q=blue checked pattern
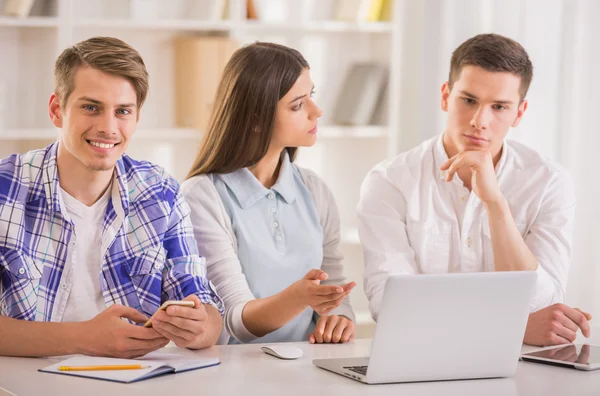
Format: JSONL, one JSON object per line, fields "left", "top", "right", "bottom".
{"left": 0, "top": 142, "right": 223, "bottom": 321}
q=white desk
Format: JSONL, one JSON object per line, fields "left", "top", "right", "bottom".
{"left": 1, "top": 332, "right": 599, "bottom": 396}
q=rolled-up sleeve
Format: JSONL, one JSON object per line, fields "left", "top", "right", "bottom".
{"left": 161, "top": 180, "right": 224, "bottom": 315}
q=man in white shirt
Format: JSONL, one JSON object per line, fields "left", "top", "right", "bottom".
{"left": 358, "top": 33, "right": 592, "bottom": 347}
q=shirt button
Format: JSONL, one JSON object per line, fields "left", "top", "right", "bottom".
{"left": 18, "top": 267, "right": 25, "bottom": 275}
{"left": 466, "top": 238, "right": 472, "bottom": 248}
{"left": 153, "top": 263, "right": 162, "bottom": 270}
{"left": 461, "top": 196, "right": 467, "bottom": 202}
{"left": 270, "top": 207, "right": 277, "bottom": 213}
{"left": 273, "top": 222, "right": 279, "bottom": 228}
{"left": 268, "top": 193, "right": 275, "bottom": 200}
{"left": 276, "top": 235, "right": 283, "bottom": 241}
{"left": 61, "top": 283, "right": 68, "bottom": 290}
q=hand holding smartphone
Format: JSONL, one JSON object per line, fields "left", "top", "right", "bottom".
{"left": 143, "top": 300, "right": 195, "bottom": 328}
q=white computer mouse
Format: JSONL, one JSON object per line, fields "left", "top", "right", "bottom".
{"left": 260, "top": 345, "right": 303, "bottom": 360}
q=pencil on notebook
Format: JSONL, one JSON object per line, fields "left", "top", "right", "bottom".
{"left": 58, "top": 364, "right": 147, "bottom": 371}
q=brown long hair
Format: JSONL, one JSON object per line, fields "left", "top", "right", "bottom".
{"left": 186, "top": 42, "right": 309, "bottom": 178}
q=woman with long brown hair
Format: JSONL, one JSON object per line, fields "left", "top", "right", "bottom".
{"left": 181, "top": 42, "right": 356, "bottom": 344}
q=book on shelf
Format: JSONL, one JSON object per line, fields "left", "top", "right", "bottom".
{"left": 247, "top": 0, "right": 258, "bottom": 20}
{"left": 379, "top": 0, "right": 393, "bottom": 21}
{"left": 3, "top": 0, "right": 36, "bottom": 17}
{"left": 370, "top": 82, "right": 388, "bottom": 126}
{"left": 334, "top": 0, "right": 392, "bottom": 22}
{"left": 212, "top": 0, "right": 228, "bottom": 20}
{"left": 174, "top": 36, "right": 238, "bottom": 132}
{"left": 334, "top": 0, "right": 362, "bottom": 21}
{"left": 248, "top": 0, "right": 291, "bottom": 22}
{"left": 332, "top": 63, "right": 387, "bottom": 126}
{"left": 221, "top": 0, "right": 230, "bottom": 20}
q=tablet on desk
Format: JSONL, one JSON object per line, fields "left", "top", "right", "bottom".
{"left": 521, "top": 344, "right": 600, "bottom": 371}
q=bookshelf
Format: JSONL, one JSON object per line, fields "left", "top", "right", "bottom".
{"left": 0, "top": 0, "right": 401, "bottom": 335}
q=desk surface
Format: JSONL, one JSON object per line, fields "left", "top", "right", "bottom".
{"left": 1, "top": 332, "right": 599, "bottom": 396}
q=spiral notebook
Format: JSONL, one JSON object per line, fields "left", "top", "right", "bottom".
{"left": 39, "top": 351, "right": 220, "bottom": 383}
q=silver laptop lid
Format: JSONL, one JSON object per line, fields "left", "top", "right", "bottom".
{"left": 366, "top": 271, "right": 536, "bottom": 383}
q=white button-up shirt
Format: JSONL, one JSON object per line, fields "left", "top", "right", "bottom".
{"left": 358, "top": 135, "right": 575, "bottom": 320}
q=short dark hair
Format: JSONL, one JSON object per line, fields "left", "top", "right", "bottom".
{"left": 449, "top": 33, "right": 533, "bottom": 100}
{"left": 55, "top": 36, "right": 149, "bottom": 109}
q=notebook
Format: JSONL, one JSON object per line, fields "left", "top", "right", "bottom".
{"left": 39, "top": 351, "right": 220, "bottom": 383}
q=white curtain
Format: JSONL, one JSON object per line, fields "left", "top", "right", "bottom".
{"left": 394, "top": 0, "right": 600, "bottom": 318}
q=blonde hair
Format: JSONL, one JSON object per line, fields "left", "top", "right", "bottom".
{"left": 54, "top": 36, "right": 149, "bottom": 108}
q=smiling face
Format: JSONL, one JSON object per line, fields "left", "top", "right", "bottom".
{"left": 441, "top": 65, "right": 528, "bottom": 161}
{"left": 270, "top": 68, "right": 323, "bottom": 150}
{"left": 49, "top": 66, "right": 139, "bottom": 173}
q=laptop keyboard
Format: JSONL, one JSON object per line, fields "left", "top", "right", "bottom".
{"left": 344, "top": 365, "right": 368, "bottom": 376}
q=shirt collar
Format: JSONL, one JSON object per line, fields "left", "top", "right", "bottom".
{"left": 42, "top": 141, "right": 130, "bottom": 217}
{"left": 270, "top": 151, "right": 296, "bottom": 204}
{"left": 113, "top": 157, "right": 130, "bottom": 216}
{"left": 41, "top": 142, "right": 62, "bottom": 214}
{"left": 220, "top": 151, "right": 297, "bottom": 209}
{"left": 434, "top": 134, "right": 508, "bottom": 181}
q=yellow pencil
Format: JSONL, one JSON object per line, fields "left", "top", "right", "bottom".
{"left": 58, "top": 364, "right": 147, "bottom": 371}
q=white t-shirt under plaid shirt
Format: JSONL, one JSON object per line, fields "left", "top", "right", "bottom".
{"left": 0, "top": 142, "right": 223, "bottom": 322}
{"left": 60, "top": 184, "right": 111, "bottom": 322}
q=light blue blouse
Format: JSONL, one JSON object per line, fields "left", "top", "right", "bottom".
{"left": 209, "top": 152, "right": 324, "bottom": 343}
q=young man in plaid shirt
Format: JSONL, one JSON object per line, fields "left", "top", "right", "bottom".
{"left": 0, "top": 37, "right": 224, "bottom": 358}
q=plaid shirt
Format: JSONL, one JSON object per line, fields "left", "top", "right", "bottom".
{"left": 0, "top": 142, "right": 223, "bottom": 322}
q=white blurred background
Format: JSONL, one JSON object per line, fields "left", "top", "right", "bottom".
{"left": 0, "top": 0, "right": 598, "bottom": 336}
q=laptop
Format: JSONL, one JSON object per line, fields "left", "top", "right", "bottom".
{"left": 313, "top": 271, "right": 536, "bottom": 384}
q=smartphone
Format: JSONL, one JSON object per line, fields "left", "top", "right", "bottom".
{"left": 143, "top": 300, "right": 195, "bottom": 328}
